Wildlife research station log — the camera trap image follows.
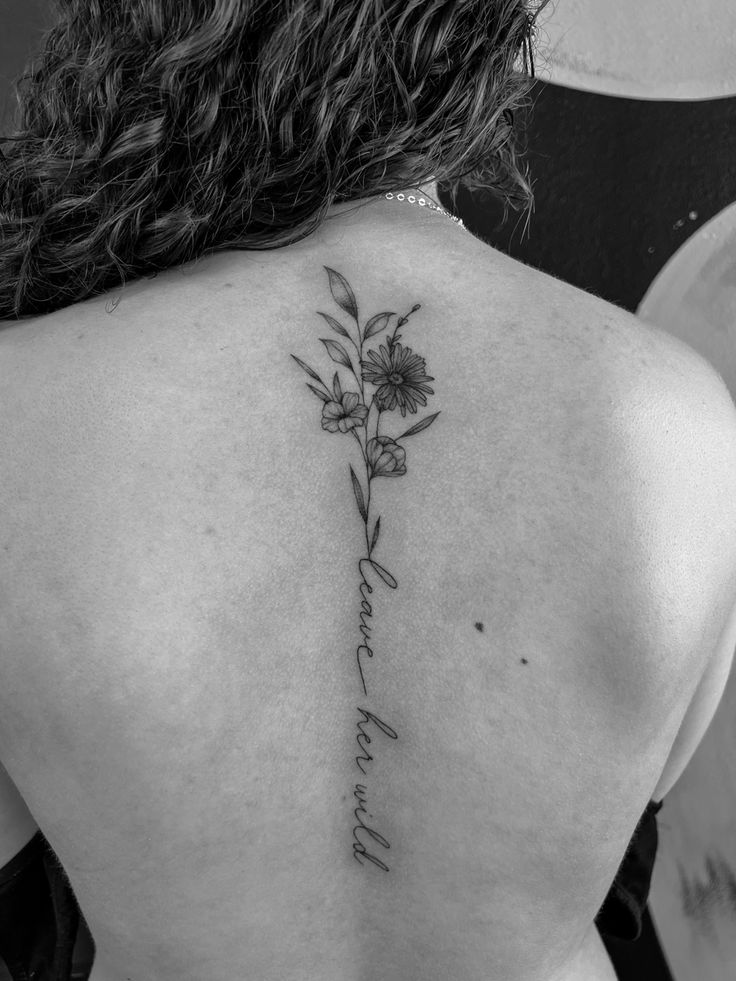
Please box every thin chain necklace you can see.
[384,188,465,229]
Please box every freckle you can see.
[204,526,217,536]
[474,622,484,632]
[521,658,528,665]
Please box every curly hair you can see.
[0,0,550,321]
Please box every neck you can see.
[325,179,447,226]
[411,178,439,201]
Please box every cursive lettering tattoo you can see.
[291,266,440,871]
[356,556,397,696]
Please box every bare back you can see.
[1,199,735,981]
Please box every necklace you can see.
[384,188,465,229]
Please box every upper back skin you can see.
[1,198,736,981]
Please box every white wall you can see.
[536,0,736,100]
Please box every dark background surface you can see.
[449,80,736,317]
[4,2,736,978]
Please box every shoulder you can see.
[523,255,736,521]
[596,310,736,704]
[614,323,736,799]
[615,312,736,512]
[500,249,736,579]
[618,314,736,564]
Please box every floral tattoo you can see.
[291,266,440,873]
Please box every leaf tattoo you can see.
[325,266,359,323]
[321,337,353,371]
[350,464,368,523]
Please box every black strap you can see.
[0,830,82,981]
[595,799,664,942]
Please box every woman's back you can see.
[1,200,736,981]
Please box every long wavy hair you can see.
[0,0,550,321]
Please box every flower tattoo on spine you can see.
[291,265,439,557]
[291,266,439,874]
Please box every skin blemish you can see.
[521,658,528,665]
[474,622,484,632]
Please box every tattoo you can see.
[678,851,736,940]
[291,266,440,872]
